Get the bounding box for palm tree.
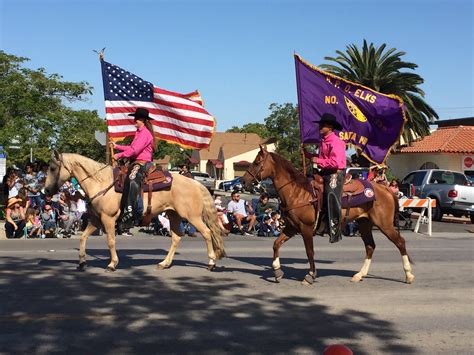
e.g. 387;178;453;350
320;40;438;144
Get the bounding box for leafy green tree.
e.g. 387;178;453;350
320;40;438;142
226;122;270;138
0;51;105;165
55;110;107;162
154;140;192;167
264;103;302;169
226;104;302;168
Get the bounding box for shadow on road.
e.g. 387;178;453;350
0;256;416;354
223;256;355;282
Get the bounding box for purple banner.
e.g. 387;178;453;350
295;54;407;164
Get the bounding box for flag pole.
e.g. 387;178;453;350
95;47;113;165
294;53;307;176
300;144;307;176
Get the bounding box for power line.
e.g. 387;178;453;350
434;106;474;110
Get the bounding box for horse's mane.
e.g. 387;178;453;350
62;153;110;184
269;152;308;185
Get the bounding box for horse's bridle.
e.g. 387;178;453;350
54;154;112;200
55;154;73;191
245;152;270;183
245;152;295;195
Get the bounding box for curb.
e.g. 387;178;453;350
0;221;6;240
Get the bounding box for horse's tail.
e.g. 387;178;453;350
199;185;226;259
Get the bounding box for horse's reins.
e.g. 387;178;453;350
245;152;270;183
57;154;117;202
247;152;316;213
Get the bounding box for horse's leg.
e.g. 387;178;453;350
301;225;317;285
272;232;291;282
187;216;218;271
379;221;415;284
157;211;182;270
77;222;97;271
101;215;119;272
351;218;375;282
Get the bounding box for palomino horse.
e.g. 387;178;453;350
44;151;226;271
242;147;414;285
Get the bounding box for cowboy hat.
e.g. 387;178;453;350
314;113;343;131
128;107;150;120
7;197;22;208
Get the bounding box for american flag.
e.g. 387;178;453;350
101;60;215;149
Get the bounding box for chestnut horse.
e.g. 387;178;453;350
242;146;414;285
44;151;225;271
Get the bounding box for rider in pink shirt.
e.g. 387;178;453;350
111;108;156;225
114;126;153;162
315;131;346;170
305;113;346;243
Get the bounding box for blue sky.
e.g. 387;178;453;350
1;0;473;131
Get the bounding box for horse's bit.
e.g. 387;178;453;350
245;152;270;183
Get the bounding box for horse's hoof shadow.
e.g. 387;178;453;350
77;262;87;272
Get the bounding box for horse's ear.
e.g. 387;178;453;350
259;144;267;152
51;150;60;162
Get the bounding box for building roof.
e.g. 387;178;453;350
153;155;170;164
195;132;270;160
399;126;474;154
436;117;474;127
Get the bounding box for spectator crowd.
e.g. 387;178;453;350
2;163;86;239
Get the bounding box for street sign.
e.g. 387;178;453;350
95;131;107;146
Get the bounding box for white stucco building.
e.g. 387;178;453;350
190;132;276;180
388;122;474;179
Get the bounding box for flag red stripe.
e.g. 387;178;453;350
152;98;208;114
106;106;214;127
109;131;136;138
155;132;210;149
153;87;200;100
107;119;135;126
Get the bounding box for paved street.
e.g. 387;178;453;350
0;227;473;354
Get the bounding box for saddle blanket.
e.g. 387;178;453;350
342;179;375;208
113;167;173;193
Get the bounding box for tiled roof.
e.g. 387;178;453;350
399;126;474;154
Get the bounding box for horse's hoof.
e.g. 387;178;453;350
274;268;284;283
208;264;216;271
351;274;363;282
77;262;87;271
105;266;116;272
406;274;415;284
301;279;311;286
302;273;315;285
157;263;170;270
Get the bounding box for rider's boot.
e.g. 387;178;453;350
315;212;329;236
328;216;342;243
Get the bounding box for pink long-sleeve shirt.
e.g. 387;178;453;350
315;132;346;170
115;126;154;162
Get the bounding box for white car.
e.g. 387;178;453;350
191;172;215;192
